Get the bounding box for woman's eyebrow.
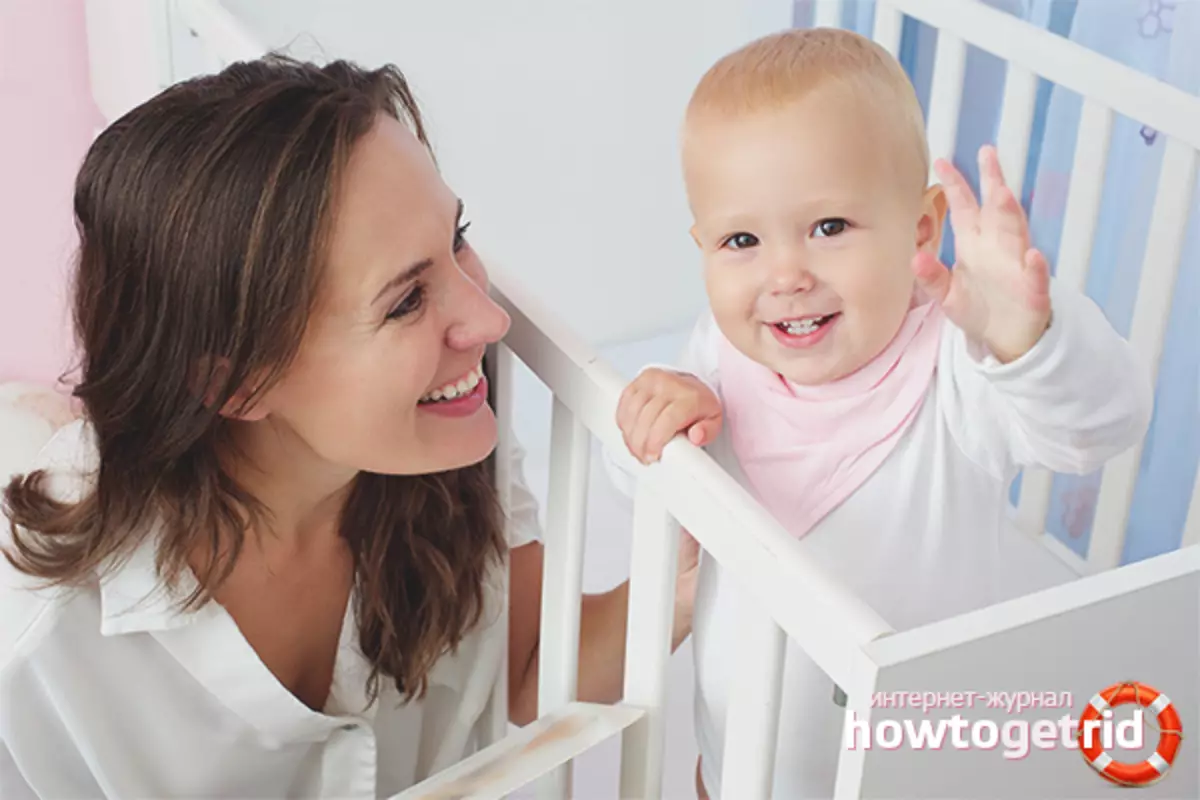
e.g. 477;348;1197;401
373;259;433;305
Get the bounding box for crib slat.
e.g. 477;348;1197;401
1016;99;1113;541
1088;138;1197;573
535;400;590;800
482;343;517;747
618;484;681;799
871;1;905;59
1182;466;1200;550
720;611;786;799
1055;98;1114;293
996;64;1037;196
812;0;841;28
925;32;967;179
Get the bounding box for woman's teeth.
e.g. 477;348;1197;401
420;364;484;403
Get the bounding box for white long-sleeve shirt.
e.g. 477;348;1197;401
0;421;542;799
666;281;1153;798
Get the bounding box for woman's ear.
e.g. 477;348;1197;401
219;384;271;422
193;357;271;422
916;184;948;255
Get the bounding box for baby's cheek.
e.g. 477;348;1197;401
705;264;756;313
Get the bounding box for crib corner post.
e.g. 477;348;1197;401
481;342;515;748
618;481;681;799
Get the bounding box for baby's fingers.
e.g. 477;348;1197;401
978;146;1010;207
1023;248;1052;309
628;394;672;463
643;399;706;462
979;148;1029;243
934;158;980;233
687;416;722;447
616;383;646;444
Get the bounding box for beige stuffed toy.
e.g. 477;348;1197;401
0;382;79;488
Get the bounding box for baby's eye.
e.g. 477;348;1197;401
723;233;760;250
812;218;848;238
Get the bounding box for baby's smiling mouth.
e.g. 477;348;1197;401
772;312;841;336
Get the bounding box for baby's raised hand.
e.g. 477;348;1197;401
616;369;723;464
913;145;1052;363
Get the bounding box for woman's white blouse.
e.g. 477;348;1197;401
0;420;542;799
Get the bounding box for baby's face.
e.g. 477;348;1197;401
684;88;943;385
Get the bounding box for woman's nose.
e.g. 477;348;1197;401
445;267;511;351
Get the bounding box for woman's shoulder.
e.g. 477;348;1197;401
1;420;99;675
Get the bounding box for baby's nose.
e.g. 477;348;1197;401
767;255;817;293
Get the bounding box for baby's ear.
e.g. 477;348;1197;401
689;225;701;249
916;184;948;254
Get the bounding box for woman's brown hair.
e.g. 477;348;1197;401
2;55;506;702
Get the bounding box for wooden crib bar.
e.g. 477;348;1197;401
482;342;518;748
924;31;967;178
812;0;841;29
720;611;787;798
1014;98;1114;549
1088;140;1198;570
995;64;1038;195
618;485;681;798
871;2;904;58
535;398;591;799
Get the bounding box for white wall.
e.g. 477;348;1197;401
218;0;793;345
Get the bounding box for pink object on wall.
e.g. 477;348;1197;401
0;0;105;385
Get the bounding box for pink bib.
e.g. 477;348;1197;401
716;302;944;539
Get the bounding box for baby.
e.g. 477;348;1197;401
615;28;1152;799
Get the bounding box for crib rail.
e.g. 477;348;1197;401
860;0;1200;574
487;263;893;798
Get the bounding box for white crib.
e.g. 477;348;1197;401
84;1;1200;797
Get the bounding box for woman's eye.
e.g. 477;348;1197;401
813;218;848;238
724;232;760;250
386;285;425;321
453;221;472;253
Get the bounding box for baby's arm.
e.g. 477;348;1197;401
919;146;1151;476
615;312;724;464
939;279;1153;478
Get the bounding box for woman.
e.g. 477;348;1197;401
0;56;696;798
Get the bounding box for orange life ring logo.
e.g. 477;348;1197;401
1077;681;1184;787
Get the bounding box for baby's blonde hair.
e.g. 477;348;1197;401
686;28;929;196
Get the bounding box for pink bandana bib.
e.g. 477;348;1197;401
716;302;944;539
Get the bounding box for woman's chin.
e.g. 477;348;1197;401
338;406;501;476
414;406;499;473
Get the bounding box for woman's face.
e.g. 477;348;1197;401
247;114;511;476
